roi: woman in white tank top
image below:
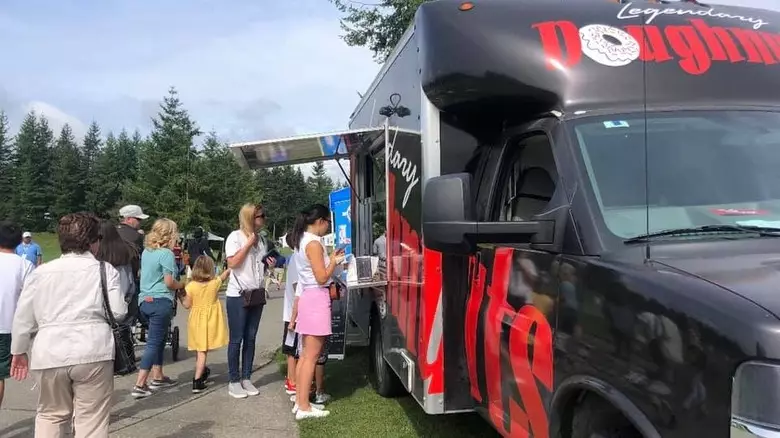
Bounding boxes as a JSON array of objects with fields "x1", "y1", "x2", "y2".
[{"x1": 287, "y1": 204, "x2": 344, "y2": 420}]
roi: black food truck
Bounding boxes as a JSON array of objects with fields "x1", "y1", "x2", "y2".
[{"x1": 230, "y1": 0, "x2": 780, "y2": 436}]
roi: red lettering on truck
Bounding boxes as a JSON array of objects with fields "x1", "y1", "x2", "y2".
[
  {"x1": 533, "y1": 18, "x2": 780, "y2": 75},
  {"x1": 465, "y1": 248, "x2": 554, "y2": 437}
]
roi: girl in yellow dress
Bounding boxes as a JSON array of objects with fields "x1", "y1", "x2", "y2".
[{"x1": 180, "y1": 256, "x2": 230, "y2": 393}]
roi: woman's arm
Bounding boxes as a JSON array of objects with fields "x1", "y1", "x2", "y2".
[
  {"x1": 10, "y1": 273, "x2": 39, "y2": 356},
  {"x1": 288, "y1": 296, "x2": 300, "y2": 331},
  {"x1": 180, "y1": 286, "x2": 193, "y2": 310},
  {"x1": 160, "y1": 250, "x2": 185, "y2": 290},
  {"x1": 226, "y1": 232, "x2": 257, "y2": 269},
  {"x1": 305, "y1": 241, "x2": 343, "y2": 285},
  {"x1": 105, "y1": 265, "x2": 128, "y2": 321}
]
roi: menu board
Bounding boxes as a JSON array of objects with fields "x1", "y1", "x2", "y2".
[{"x1": 328, "y1": 296, "x2": 348, "y2": 360}]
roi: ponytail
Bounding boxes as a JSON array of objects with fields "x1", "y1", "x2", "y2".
[
  {"x1": 289, "y1": 213, "x2": 307, "y2": 250},
  {"x1": 289, "y1": 204, "x2": 331, "y2": 250}
]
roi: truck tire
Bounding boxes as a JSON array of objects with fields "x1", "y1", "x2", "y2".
[
  {"x1": 571, "y1": 394, "x2": 641, "y2": 438},
  {"x1": 369, "y1": 312, "x2": 405, "y2": 397}
]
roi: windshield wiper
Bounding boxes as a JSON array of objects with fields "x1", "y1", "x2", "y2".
[{"x1": 624, "y1": 224, "x2": 780, "y2": 244}]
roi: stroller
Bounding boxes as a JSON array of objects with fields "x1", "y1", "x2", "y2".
[{"x1": 128, "y1": 265, "x2": 183, "y2": 362}]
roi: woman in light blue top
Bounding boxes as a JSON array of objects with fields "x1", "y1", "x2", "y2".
[{"x1": 132, "y1": 218, "x2": 185, "y2": 399}]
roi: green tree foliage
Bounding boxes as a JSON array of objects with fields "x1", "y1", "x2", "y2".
[
  {"x1": 5, "y1": 87, "x2": 338, "y2": 236},
  {"x1": 0, "y1": 111, "x2": 14, "y2": 220},
  {"x1": 257, "y1": 166, "x2": 311, "y2": 238},
  {"x1": 194, "y1": 132, "x2": 258, "y2": 237},
  {"x1": 307, "y1": 161, "x2": 335, "y2": 206},
  {"x1": 82, "y1": 121, "x2": 103, "y2": 212},
  {"x1": 123, "y1": 87, "x2": 204, "y2": 232},
  {"x1": 50, "y1": 124, "x2": 83, "y2": 221},
  {"x1": 330, "y1": 0, "x2": 429, "y2": 62},
  {"x1": 13, "y1": 113, "x2": 54, "y2": 230},
  {"x1": 89, "y1": 132, "x2": 123, "y2": 216}
]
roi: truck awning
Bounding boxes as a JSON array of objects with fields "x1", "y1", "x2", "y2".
[{"x1": 229, "y1": 127, "x2": 386, "y2": 170}]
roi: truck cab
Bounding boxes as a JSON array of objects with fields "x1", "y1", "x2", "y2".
[{"x1": 415, "y1": 1, "x2": 780, "y2": 437}]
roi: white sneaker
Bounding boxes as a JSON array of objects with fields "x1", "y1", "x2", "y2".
[
  {"x1": 241, "y1": 379, "x2": 260, "y2": 396},
  {"x1": 291, "y1": 402, "x2": 325, "y2": 414},
  {"x1": 295, "y1": 408, "x2": 330, "y2": 420},
  {"x1": 314, "y1": 392, "x2": 332, "y2": 404},
  {"x1": 228, "y1": 382, "x2": 248, "y2": 399}
]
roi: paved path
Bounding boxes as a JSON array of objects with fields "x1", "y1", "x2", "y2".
[{"x1": 0, "y1": 286, "x2": 298, "y2": 438}]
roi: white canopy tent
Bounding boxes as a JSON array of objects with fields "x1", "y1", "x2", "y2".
[{"x1": 278, "y1": 233, "x2": 334, "y2": 248}]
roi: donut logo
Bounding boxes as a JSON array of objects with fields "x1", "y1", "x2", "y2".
[
  {"x1": 533, "y1": 19, "x2": 780, "y2": 75},
  {"x1": 579, "y1": 24, "x2": 640, "y2": 67}
]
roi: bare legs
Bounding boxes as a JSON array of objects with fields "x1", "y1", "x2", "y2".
[
  {"x1": 287, "y1": 356, "x2": 297, "y2": 385},
  {"x1": 195, "y1": 352, "x2": 207, "y2": 379},
  {"x1": 295, "y1": 335, "x2": 325, "y2": 411}
]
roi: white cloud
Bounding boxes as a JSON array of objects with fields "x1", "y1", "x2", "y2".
[{"x1": 24, "y1": 101, "x2": 88, "y2": 140}]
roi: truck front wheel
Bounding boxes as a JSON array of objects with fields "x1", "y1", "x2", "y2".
[
  {"x1": 571, "y1": 394, "x2": 641, "y2": 438},
  {"x1": 369, "y1": 312, "x2": 405, "y2": 397}
]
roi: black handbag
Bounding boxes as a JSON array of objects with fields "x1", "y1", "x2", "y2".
[
  {"x1": 232, "y1": 271, "x2": 266, "y2": 308},
  {"x1": 100, "y1": 261, "x2": 137, "y2": 376}
]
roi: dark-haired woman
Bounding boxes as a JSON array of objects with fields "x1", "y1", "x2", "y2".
[
  {"x1": 10, "y1": 213, "x2": 127, "y2": 437},
  {"x1": 288, "y1": 204, "x2": 344, "y2": 420},
  {"x1": 97, "y1": 220, "x2": 140, "y2": 321}
]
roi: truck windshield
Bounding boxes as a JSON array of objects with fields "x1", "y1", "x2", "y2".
[{"x1": 572, "y1": 110, "x2": 780, "y2": 240}]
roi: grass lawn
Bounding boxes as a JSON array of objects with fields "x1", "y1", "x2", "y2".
[
  {"x1": 276, "y1": 348, "x2": 500, "y2": 438},
  {"x1": 32, "y1": 232, "x2": 61, "y2": 263}
]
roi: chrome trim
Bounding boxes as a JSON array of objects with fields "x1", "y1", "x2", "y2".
[{"x1": 732, "y1": 417, "x2": 780, "y2": 438}]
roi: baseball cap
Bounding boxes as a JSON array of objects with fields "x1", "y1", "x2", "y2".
[
  {"x1": 22, "y1": 232, "x2": 31, "y2": 238},
  {"x1": 119, "y1": 205, "x2": 149, "y2": 220}
]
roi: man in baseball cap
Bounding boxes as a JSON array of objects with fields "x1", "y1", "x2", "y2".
[
  {"x1": 117, "y1": 205, "x2": 148, "y2": 253},
  {"x1": 15, "y1": 232, "x2": 42, "y2": 267}
]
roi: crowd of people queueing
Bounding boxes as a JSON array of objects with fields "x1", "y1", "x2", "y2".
[{"x1": 0, "y1": 200, "x2": 346, "y2": 436}]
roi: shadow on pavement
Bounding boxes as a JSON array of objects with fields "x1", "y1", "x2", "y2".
[
  {"x1": 0, "y1": 417, "x2": 34, "y2": 438},
  {"x1": 155, "y1": 420, "x2": 216, "y2": 438}
]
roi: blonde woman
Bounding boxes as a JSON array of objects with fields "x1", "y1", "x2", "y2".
[
  {"x1": 224, "y1": 204, "x2": 275, "y2": 399},
  {"x1": 131, "y1": 218, "x2": 185, "y2": 399}
]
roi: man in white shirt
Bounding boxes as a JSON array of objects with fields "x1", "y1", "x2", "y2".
[
  {"x1": 0, "y1": 221, "x2": 34, "y2": 407},
  {"x1": 372, "y1": 232, "x2": 386, "y2": 261}
]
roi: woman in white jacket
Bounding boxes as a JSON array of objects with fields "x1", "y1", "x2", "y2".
[{"x1": 10, "y1": 212, "x2": 127, "y2": 438}]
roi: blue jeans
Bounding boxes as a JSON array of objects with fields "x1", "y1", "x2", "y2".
[
  {"x1": 139, "y1": 298, "x2": 173, "y2": 371},
  {"x1": 226, "y1": 297, "x2": 263, "y2": 382}
]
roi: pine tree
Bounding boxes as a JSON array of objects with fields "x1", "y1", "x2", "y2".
[
  {"x1": 123, "y1": 87, "x2": 203, "y2": 231},
  {"x1": 260, "y1": 166, "x2": 310, "y2": 237},
  {"x1": 90, "y1": 132, "x2": 123, "y2": 216},
  {"x1": 14, "y1": 112, "x2": 53, "y2": 230},
  {"x1": 50, "y1": 124, "x2": 84, "y2": 219},
  {"x1": 307, "y1": 161, "x2": 334, "y2": 206},
  {"x1": 82, "y1": 121, "x2": 103, "y2": 212},
  {"x1": 0, "y1": 111, "x2": 15, "y2": 220},
  {"x1": 116, "y1": 129, "x2": 138, "y2": 183},
  {"x1": 195, "y1": 132, "x2": 258, "y2": 236}
]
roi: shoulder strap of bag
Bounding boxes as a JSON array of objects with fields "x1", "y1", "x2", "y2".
[{"x1": 99, "y1": 261, "x2": 118, "y2": 329}]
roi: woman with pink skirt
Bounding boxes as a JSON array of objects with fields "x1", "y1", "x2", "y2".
[{"x1": 287, "y1": 204, "x2": 344, "y2": 420}]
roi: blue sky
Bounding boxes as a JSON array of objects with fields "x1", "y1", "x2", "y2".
[
  {"x1": 0, "y1": 0, "x2": 379, "y2": 179},
  {"x1": 0, "y1": 0, "x2": 776, "y2": 178}
]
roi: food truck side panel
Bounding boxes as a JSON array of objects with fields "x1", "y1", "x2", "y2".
[{"x1": 349, "y1": 29, "x2": 449, "y2": 410}]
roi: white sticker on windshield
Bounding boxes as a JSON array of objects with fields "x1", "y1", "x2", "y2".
[
  {"x1": 736, "y1": 220, "x2": 780, "y2": 228},
  {"x1": 604, "y1": 120, "x2": 629, "y2": 128}
]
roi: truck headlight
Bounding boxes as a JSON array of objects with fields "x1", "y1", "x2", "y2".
[{"x1": 732, "y1": 361, "x2": 780, "y2": 437}]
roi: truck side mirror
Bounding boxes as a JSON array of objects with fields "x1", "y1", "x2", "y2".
[
  {"x1": 422, "y1": 173, "x2": 556, "y2": 255},
  {"x1": 422, "y1": 173, "x2": 478, "y2": 254}
]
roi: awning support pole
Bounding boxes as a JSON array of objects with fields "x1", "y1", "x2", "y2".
[{"x1": 336, "y1": 158, "x2": 361, "y2": 202}]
